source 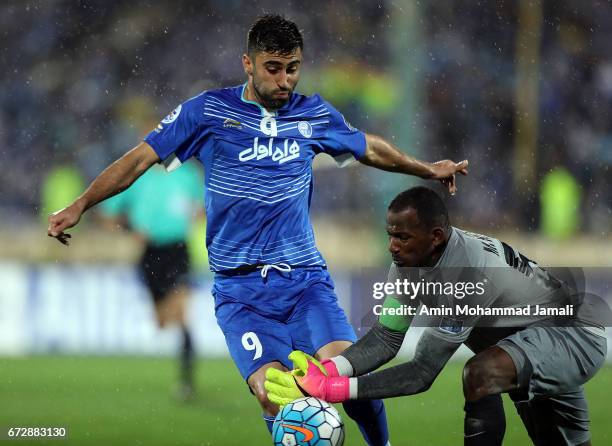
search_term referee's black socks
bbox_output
[180,326,194,387]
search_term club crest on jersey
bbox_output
[298,121,313,138]
[161,104,182,124]
[439,317,465,334]
[239,137,300,164]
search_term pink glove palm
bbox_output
[289,351,350,403]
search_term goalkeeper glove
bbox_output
[265,351,350,406]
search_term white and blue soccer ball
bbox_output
[272,397,344,446]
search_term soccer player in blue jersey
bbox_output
[47,15,468,445]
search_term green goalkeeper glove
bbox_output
[265,367,304,407]
[265,351,330,407]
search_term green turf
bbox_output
[0,357,610,445]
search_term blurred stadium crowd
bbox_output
[1,0,610,237]
[422,1,612,235]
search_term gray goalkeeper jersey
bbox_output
[342,227,606,401]
[388,227,599,344]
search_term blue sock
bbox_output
[343,399,389,446]
[263,414,276,434]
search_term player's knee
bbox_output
[463,348,516,402]
[463,357,493,402]
[154,310,167,328]
[250,382,279,416]
[248,371,280,416]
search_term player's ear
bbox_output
[242,53,253,77]
[431,227,445,248]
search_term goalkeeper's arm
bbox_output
[266,297,460,403]
[330,295,411,377]
[332,321,406,377]
[327,296,460,399]
[348,329,460,399]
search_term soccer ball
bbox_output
[272,397,344,446]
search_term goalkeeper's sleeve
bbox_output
[352,328,460,399]
[333,321,406,377]
[330,295,411,377]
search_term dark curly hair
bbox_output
[247,14,303,56]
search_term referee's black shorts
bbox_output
[138,241,190,302]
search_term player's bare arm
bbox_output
[361,133,469,194]
[47,141,160,245]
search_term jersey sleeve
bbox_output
[317,100,367,167]
[144,95,207,170]
[354,328,461,399]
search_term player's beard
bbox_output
[252,78,293,110]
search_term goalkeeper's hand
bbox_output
[265,351,350,406]
[265,351,331,406]
[265,367,304,407]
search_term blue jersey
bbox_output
[144,84,366,272]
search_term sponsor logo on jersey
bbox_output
[223,118,243,129]
[161,104,182,124]
[297,121,313,138]
[239,137,300,164]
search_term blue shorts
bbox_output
[212,267,357,381]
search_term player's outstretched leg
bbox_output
[248,362,288,433]
[342,400,389,446]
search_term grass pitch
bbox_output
[1,357,610,445]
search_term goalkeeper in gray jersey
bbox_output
[266,186,608,446]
